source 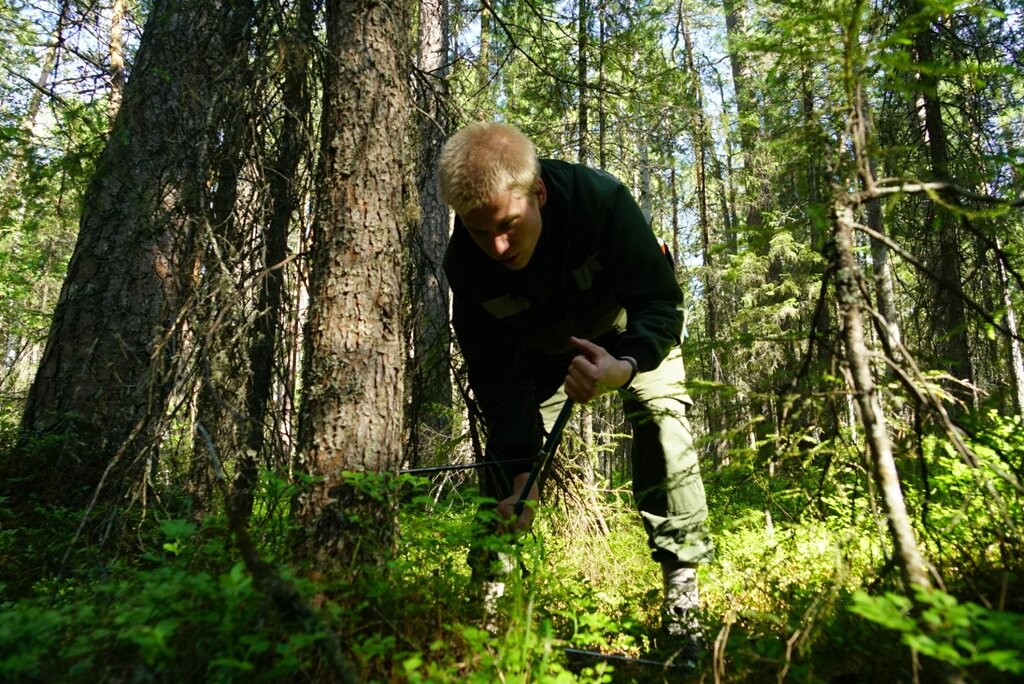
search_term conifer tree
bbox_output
[294,0,414,567]
[18,1,258,509]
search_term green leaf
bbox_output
[849,591,915,631]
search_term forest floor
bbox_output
[383,458,1023,683]
[2,424,1023,682]
[412,505,870,682]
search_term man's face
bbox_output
[459,179,547,270]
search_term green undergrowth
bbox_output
[0,413,1022,682]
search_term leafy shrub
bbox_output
[851,587,1024,677]
[0,519,326,683]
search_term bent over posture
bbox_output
[438,122,713,652]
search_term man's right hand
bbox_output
[496,471,539,534]
[565,336,634,402]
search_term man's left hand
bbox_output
[564,336,634,403]
[496,472,539,535]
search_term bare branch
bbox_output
[862,179,1024,208]
[853,221,1024,345]
[196,421,359,684]
[868,307,1024,499]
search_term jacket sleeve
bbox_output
[601,184,684,371]
[451,289,542,480]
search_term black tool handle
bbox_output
[514,399,575,516]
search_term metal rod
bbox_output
[514,399,575,515]
[562,647,689,669]
[399,459,530,476]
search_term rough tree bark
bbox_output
[18,0,256,503]
[294,0,413,568]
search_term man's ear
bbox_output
[534,177,547,208]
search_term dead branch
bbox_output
[195,421,358,684]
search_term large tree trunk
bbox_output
[18,0,255,504]
[295,0,412,569]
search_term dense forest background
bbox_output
[0,0,1022,681]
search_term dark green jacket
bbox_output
[444,159,683,477]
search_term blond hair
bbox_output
[438,122,541,216]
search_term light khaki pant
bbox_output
[540,346,714,564]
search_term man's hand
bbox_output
[564,336,634,403]
[496,472,539,534]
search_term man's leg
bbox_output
[623,346,714,652]
[470,392,566,626]
[468,452,517,627]
[538,388,570,440]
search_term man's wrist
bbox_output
[619,356,638,388]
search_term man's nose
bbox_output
[492,234,510,256]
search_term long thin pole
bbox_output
[399,459,529,476]
[515,399,575,515]
[563,647,689,669]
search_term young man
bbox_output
[438,122,713,651]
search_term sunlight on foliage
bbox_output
[851,588,1024,675]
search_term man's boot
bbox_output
[480,551,515,634]
[481,580,505,633]
[661,561,703,660]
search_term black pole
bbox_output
[514,399,575,516]
[399,459,530,476]
[563,647,690,670]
